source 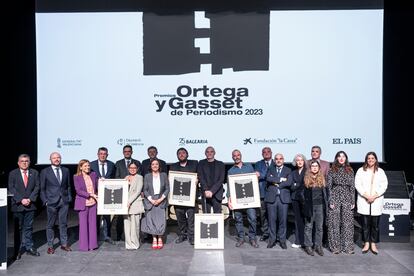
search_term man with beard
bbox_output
[170,148,198,245]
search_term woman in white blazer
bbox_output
[355,152,388,255]
[124,163,144,250]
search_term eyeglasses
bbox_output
[19,160,29,163]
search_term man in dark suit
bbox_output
[170,147,198,245]
[114,144,142,240]
[254,147,273,241]
[141,146,168,176]
[40,152,72,254]
[90,147,116,244]
[197,146,225,214]
[8,154,40,259]
[265,153,291,249]
[115,145,142,178]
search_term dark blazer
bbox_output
[73,172,98,211]
[197,159,225,201]
[143,172,170,210]
[255,159,274,199]
[303,185,328,218]
[115,158,142,178]
[40,166,72,206]
[8,168,40,212]
[90,159,116,179]
[289,168,306,202]
[141,158,168,176]
[264,165,292,204]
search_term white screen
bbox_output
[36,10,383,164]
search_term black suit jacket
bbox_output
[289,168,306,201]
[8,168,40,212]
[90,159,116,179]
[197,159,225,201]
[40,166,72,206]
[142,158,168,176]
[264,165,292,204]
[115,158,142,178]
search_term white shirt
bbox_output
[153,175,161,195]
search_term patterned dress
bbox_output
[327,166,355,253]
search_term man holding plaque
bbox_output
[228,150,260,248]
[170,148,198,245]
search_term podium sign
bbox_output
[0,188,7,270]
[380,198,411,242]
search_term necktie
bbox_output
[126,159,131,168]
[101,163,106,177]
[266,161,269,168]
[55,167,61,184]
[277,167,281,176]
[23,170,28,187]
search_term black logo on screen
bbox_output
[143,12,270,75]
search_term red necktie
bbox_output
[23,170,28,187]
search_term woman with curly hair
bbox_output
[303,160,328,256]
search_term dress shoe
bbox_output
[280,241,287,249]
[315,246,324,256]
[260,235,269,241]
[370,248,378,255]
[61,245,72,252]
[267,241,275,248]
[235,239,245,247]
[26,248,40,257]
[249,240,259,248]
[344,250,355,255]
[105,238,116,245]
[189,239,194,245]
[47,247,55,254]
[291,243,301,248]
[304,246,314,256]
[175,235,187,244]
[15,252,23,260]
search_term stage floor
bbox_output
[2,209,414,276]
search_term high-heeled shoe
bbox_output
[157,238,164,249]
[370,247,378,255]
[152,239,158,249]
[362,243,370,254]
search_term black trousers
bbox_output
[97,215,112,240]
[175,205,196,239]
[292,200,305,245]
[361,215,380,243]
[258,199,269,237]
[203,197,222,214]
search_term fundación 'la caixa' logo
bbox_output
[143,11,270,75]
[179,138,208,146]
[244,137,298,145]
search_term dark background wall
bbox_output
[1,0,413,186]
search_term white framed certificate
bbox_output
[194,213,224,249]
[228,173,260,210]
[168,171,197,207]
[97,179,129,215]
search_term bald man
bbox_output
[40,152,72,254]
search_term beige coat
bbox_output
[355,167,388,216]
[127,174,144,215]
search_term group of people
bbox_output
[8,144,388,259]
